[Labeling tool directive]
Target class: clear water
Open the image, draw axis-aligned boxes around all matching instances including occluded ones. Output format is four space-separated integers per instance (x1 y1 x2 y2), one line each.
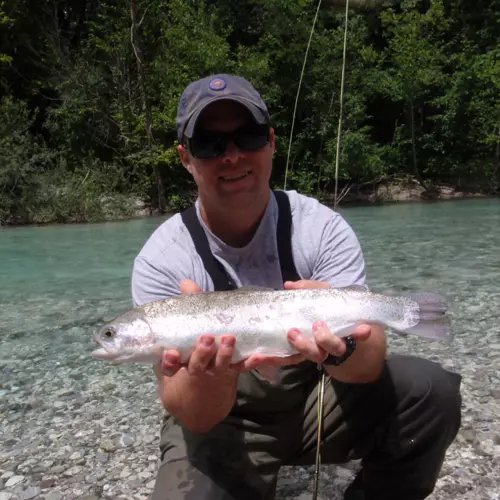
1 197 499 499
2 197 498 339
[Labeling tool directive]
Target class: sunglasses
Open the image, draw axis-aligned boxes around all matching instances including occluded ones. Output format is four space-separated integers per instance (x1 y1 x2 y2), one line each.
186 123 270 159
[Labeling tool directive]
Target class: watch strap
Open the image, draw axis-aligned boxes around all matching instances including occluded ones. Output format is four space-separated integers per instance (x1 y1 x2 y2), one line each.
322 336 357 366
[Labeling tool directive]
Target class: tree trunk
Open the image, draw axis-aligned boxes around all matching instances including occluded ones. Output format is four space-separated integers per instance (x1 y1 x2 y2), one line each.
408 99 424 186
130 0 165 212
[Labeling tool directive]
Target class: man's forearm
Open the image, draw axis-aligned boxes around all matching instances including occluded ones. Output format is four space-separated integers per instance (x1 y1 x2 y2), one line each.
324 325 387 383
153 365 239 433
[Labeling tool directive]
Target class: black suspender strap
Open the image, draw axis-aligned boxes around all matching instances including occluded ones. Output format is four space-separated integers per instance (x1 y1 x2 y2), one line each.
180 190 300 291
180 207 237 291
273 190 301 283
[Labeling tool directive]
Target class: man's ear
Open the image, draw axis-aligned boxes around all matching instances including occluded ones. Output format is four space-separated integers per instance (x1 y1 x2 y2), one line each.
269 128 276 152
178 144 193 174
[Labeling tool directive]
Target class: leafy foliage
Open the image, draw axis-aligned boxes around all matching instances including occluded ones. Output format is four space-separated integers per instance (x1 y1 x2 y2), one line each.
0 0 498 225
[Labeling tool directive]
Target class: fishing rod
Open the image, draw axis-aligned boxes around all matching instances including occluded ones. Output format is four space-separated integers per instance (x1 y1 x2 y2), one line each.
284 1 389 497
312 2 350 498
282 0 348 498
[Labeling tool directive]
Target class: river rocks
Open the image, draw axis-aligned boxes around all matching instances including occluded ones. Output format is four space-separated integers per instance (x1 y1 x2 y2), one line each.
1 203 499 500
0 341 498 500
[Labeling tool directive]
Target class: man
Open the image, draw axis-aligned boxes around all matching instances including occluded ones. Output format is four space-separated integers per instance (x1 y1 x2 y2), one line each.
131 74 462 500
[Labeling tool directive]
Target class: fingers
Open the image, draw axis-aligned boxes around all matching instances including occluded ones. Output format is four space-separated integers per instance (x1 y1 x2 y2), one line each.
351 323 372 341
287 328 327 364
213 335 237 371
180 279 202 294
284 279 330 290
311 321 347 357
187 334 216 375
160 349 182 377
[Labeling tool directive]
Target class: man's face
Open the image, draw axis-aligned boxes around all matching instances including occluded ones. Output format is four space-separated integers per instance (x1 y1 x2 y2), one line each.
178 100 275 209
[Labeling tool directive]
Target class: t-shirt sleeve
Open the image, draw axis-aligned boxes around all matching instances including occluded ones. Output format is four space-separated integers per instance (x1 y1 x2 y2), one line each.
131 254 183 307
309 208 367 288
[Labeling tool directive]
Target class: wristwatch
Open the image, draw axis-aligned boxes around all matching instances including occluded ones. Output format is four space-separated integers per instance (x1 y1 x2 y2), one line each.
322 336 357 366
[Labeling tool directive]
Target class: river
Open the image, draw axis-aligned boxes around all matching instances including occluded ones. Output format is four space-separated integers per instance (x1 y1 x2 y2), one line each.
1 197 499 500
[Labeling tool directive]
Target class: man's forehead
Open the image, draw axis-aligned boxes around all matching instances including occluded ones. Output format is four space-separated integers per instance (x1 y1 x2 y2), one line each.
197 100 252 128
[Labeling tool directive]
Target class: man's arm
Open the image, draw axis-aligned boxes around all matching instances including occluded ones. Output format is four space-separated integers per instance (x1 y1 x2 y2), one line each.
132 258 240 433
285 280 387 383
286 206 387 383
153 348 240 434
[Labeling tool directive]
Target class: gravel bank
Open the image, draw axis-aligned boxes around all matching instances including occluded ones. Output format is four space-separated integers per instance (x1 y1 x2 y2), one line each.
1 325 499 500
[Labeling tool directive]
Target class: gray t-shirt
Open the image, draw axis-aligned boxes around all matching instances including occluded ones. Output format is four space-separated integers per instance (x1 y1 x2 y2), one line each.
131 189 366 306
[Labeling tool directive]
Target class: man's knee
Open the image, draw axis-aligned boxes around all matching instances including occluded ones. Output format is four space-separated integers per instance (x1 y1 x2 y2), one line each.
152 457 237 500
387 354 462 442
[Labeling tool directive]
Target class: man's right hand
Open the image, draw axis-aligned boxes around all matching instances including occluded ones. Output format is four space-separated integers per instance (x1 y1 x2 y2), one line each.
158 279 304 378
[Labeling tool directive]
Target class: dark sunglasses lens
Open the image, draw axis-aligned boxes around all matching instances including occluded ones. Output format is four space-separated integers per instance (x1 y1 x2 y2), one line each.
235 129 269 151
189 135 226 159
189 125 270 159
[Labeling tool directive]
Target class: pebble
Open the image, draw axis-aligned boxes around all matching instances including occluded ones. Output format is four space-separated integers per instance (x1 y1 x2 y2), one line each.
5 475 24 487
20 487 41 500
43 493 62 500
99 439 116 453
39 477 57 488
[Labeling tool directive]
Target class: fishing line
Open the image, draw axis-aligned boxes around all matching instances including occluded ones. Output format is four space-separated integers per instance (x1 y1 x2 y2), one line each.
283 0 323 190
281 0 351 496
312 1 351 499
334 0 350 212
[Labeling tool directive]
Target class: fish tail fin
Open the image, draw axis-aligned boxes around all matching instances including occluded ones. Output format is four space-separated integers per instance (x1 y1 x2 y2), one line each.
401 291 453 341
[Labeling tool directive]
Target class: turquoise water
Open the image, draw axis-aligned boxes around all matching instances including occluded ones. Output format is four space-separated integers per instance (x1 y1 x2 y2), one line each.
1 196 499 499
2 197 498 337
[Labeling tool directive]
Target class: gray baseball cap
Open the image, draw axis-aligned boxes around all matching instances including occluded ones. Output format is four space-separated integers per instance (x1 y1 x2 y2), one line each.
175 74 270 143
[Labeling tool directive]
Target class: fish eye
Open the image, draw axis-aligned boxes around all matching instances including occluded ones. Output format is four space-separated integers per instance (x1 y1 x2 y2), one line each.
101 328 116 339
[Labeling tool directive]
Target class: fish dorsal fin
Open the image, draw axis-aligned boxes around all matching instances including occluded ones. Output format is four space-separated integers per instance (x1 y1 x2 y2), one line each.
338 284 369 293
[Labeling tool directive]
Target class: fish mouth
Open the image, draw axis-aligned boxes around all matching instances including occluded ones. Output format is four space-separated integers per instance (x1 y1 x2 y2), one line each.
92 332 124 361
91 347 122 360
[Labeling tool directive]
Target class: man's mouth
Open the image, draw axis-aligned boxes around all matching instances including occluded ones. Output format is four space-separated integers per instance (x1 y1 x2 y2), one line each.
220 171 251 182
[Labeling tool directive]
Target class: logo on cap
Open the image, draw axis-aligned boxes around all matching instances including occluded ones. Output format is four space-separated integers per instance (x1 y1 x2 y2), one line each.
209 78 226 91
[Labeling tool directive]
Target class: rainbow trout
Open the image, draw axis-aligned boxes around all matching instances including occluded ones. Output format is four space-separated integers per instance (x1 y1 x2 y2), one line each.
91 286 452 366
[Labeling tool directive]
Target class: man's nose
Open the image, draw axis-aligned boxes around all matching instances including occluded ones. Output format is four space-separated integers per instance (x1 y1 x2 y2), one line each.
221 140 244 164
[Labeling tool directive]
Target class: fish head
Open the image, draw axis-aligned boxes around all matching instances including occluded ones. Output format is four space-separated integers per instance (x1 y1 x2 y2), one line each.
92 310 162 364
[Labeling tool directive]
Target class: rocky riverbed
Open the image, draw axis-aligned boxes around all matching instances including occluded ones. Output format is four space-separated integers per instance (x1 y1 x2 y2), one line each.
0 324 499 500
1 197 499 500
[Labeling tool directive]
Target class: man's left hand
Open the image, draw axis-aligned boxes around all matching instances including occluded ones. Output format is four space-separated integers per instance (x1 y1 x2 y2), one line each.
283 279 373 364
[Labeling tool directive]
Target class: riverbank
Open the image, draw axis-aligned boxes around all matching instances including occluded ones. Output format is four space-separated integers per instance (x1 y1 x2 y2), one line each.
1 178 496 229
316 176 493 207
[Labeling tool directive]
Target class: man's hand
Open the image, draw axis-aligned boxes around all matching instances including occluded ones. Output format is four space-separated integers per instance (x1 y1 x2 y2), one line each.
283 279 374 364
158 279 304 378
